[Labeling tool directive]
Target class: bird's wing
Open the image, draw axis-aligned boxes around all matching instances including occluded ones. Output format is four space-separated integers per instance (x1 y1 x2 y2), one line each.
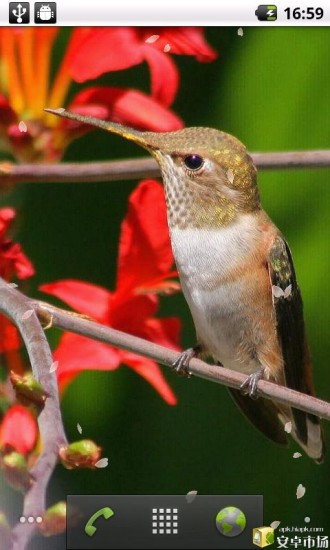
267 235 324 461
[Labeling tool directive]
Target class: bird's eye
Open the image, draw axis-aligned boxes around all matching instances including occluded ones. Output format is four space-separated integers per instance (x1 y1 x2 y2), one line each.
184 154 204 171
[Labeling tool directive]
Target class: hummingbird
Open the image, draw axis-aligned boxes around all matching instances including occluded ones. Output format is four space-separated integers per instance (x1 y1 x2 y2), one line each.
46 108 325 463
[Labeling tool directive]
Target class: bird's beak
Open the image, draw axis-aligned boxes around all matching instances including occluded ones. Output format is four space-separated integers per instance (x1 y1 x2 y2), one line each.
44 108 157 152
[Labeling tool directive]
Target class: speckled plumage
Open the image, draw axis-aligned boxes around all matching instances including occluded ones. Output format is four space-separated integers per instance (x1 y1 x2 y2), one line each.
140 127 260 229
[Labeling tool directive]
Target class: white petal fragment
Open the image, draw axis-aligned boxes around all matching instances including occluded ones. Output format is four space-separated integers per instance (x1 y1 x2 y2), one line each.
77 423 82 434
186 490 198 503
226 169 235 184
49 361 59 373
270 521 281 529
296 484 306 499
237 27 244 37
8 282 18 288
95 458 108 469
284 421 292 433
272 285 284 298
284 284 292 298
145 34 159 43
293 452 302 459
21 309 34 320
18 121 27 133
163 44 171 52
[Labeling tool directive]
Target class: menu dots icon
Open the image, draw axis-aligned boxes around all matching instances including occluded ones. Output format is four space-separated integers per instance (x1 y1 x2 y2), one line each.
152 508 178 535
19 516 43 524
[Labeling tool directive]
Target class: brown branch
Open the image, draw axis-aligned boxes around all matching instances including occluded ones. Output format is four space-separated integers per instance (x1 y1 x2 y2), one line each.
2 284 330 548
1 149 329 186
35 302 330 421
251 150 330 169
0 279 68 550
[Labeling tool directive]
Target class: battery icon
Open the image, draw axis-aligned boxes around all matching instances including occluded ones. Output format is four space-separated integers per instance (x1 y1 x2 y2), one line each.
255 5 277 21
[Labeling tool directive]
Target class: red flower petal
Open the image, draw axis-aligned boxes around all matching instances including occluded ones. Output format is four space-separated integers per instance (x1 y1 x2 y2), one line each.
53 329 178 406
40 280 112 321
109 294 159 332
120 351 177 405
0 95 17 126
0 404 38 455
0 315 20 353
117 180 174 293
143 317 181 351
54 333 121 387
67 27 216 81
70 87 183 132
1 242 35 280
142 27 218 61
142 45 179 107
0 208 15 238
41 181 181 405
0 208 35 281
67 28 144 82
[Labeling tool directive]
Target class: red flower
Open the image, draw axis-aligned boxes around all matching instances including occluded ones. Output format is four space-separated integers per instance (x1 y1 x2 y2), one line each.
68 87 183 134
0 404 38 455
0 317 20 354
0 208 35 281
0 27 217 162
41 180 181 405
0 208 35 354
0 28 183 161
65 27 218 107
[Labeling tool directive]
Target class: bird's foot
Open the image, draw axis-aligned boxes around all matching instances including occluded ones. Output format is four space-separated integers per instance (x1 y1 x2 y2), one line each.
172 345 202 377
240 367 265 399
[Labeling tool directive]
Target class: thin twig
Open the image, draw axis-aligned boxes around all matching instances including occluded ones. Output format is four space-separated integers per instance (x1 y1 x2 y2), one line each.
0 279 68 550
35 302 330 421
0 149 329 186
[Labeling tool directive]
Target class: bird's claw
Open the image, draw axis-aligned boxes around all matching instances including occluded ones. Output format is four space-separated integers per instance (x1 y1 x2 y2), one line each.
240 367 265 399
171 345 201 377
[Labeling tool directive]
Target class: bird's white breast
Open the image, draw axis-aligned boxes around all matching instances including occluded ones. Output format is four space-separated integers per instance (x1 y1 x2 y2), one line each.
170 214 261 287
170 214 265 371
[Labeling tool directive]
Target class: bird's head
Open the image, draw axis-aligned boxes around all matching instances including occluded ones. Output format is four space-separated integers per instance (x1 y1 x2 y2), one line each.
46 109 260 229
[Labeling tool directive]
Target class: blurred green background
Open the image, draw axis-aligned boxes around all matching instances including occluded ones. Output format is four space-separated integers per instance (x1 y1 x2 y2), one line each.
1 27 329 548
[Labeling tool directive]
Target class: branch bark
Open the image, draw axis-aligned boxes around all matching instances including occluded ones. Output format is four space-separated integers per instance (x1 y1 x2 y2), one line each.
35 302 330 421
1 149 329 186
0 279 68 550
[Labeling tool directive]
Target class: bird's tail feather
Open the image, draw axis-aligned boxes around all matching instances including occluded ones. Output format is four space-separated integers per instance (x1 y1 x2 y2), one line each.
229 388 325 463
278 411 325 464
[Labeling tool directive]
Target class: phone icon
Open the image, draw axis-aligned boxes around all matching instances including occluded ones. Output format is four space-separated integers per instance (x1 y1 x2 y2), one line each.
84 506 115 537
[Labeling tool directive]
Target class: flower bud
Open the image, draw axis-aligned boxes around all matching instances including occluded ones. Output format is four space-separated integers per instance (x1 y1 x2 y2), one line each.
59 440 101 469
1 451 33 492
37 502 66 537
10 371 48 413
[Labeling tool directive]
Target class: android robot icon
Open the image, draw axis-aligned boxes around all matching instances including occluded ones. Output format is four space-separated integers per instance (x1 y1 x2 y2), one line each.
35 2 56 23
39 5 52 20
253 527 274 548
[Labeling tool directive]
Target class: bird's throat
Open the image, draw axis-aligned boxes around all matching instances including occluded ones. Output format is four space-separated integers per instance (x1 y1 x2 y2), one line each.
161 170 259 231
